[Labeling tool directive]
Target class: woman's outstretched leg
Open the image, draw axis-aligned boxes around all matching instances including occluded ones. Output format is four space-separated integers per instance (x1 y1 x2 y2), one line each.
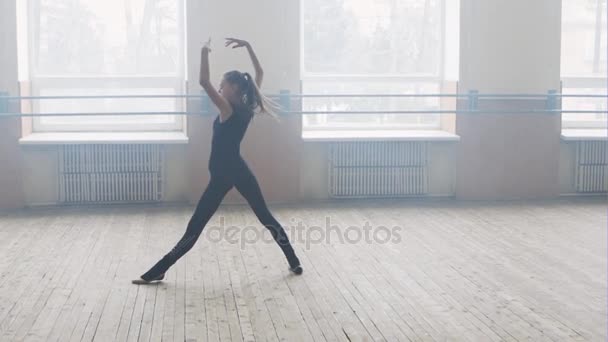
234 164 302 273
136 175 233 282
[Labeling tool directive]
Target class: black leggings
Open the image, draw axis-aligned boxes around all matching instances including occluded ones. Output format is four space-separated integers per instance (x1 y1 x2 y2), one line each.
141 161 300 280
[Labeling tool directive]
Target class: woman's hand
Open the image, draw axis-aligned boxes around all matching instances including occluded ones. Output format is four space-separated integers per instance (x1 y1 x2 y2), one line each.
225 37 250 49
225 37 263 86
199 37 212 86
202 37 212 53
199 36 233 120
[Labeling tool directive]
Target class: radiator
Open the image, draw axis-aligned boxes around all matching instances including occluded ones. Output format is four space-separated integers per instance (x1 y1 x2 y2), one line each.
328 141 428 198
575 141 608 193
59 144 164 204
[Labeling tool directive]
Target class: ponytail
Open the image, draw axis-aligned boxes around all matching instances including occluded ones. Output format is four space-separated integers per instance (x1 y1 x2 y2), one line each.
241 72 281 119
224 70 281 120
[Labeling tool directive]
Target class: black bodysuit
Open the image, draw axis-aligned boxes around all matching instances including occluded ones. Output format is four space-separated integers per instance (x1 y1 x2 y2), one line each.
208 109 252 176
141 109 300 280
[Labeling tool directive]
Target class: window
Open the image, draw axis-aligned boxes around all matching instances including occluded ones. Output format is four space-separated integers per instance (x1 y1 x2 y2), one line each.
18 0 186 132
561 0 607 129
301 0 457 131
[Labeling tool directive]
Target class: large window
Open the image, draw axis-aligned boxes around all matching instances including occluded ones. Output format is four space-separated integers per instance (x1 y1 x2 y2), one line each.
561 0 607 129
301 0 456 131
18 0 186 132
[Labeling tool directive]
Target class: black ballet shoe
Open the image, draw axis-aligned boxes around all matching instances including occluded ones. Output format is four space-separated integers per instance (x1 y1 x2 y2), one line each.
289 265 303 275
131 273 165 285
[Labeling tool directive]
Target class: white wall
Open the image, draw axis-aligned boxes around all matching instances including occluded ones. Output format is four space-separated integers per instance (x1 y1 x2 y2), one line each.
185 0 300 95
0 0 18 94
0 0 25 209
459 0 562 93
2 0 590 206
455 0 564 200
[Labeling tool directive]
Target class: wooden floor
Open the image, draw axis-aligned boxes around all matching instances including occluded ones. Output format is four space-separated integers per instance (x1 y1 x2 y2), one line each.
0 197 605 342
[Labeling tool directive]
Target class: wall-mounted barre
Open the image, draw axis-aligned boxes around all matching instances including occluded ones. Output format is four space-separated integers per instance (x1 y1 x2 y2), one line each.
0 110 606 118
0 92 606 101
0 90 605 117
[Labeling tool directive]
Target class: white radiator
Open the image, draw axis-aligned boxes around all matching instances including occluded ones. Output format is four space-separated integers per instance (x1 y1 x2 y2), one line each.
59 144 164 204
575 141 608 193
328 141 428 198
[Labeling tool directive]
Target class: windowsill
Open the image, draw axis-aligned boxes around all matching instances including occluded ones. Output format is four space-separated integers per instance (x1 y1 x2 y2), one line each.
302 130 460 142
19 131 189 145
561 129 607 141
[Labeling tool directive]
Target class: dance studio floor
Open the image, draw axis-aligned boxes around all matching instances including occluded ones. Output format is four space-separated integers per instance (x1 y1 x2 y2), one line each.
0 197 605 341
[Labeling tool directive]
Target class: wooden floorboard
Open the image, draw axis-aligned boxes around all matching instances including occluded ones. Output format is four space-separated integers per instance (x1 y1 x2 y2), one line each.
0 197 605 341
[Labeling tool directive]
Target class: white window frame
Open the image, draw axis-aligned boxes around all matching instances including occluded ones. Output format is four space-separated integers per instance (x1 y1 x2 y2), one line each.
300 75 444 131
300 0 447 131
31 76 186 132
25 0 186 133
561 0 607 129
561 77 608 129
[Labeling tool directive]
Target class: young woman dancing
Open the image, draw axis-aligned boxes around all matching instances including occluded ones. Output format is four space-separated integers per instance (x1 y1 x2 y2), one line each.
132 38 303 284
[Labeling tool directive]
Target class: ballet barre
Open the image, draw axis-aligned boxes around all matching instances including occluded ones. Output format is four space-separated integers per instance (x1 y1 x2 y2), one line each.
1 92 607 100
0 90 605 117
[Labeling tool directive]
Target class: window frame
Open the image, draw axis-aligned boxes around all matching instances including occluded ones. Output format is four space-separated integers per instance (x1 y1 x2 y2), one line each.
300 0 447 131
561 78 608 129
561 0 607 130
25 0 187 133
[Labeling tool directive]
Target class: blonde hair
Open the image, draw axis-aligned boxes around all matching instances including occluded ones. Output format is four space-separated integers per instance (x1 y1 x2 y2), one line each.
224 70 282 120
